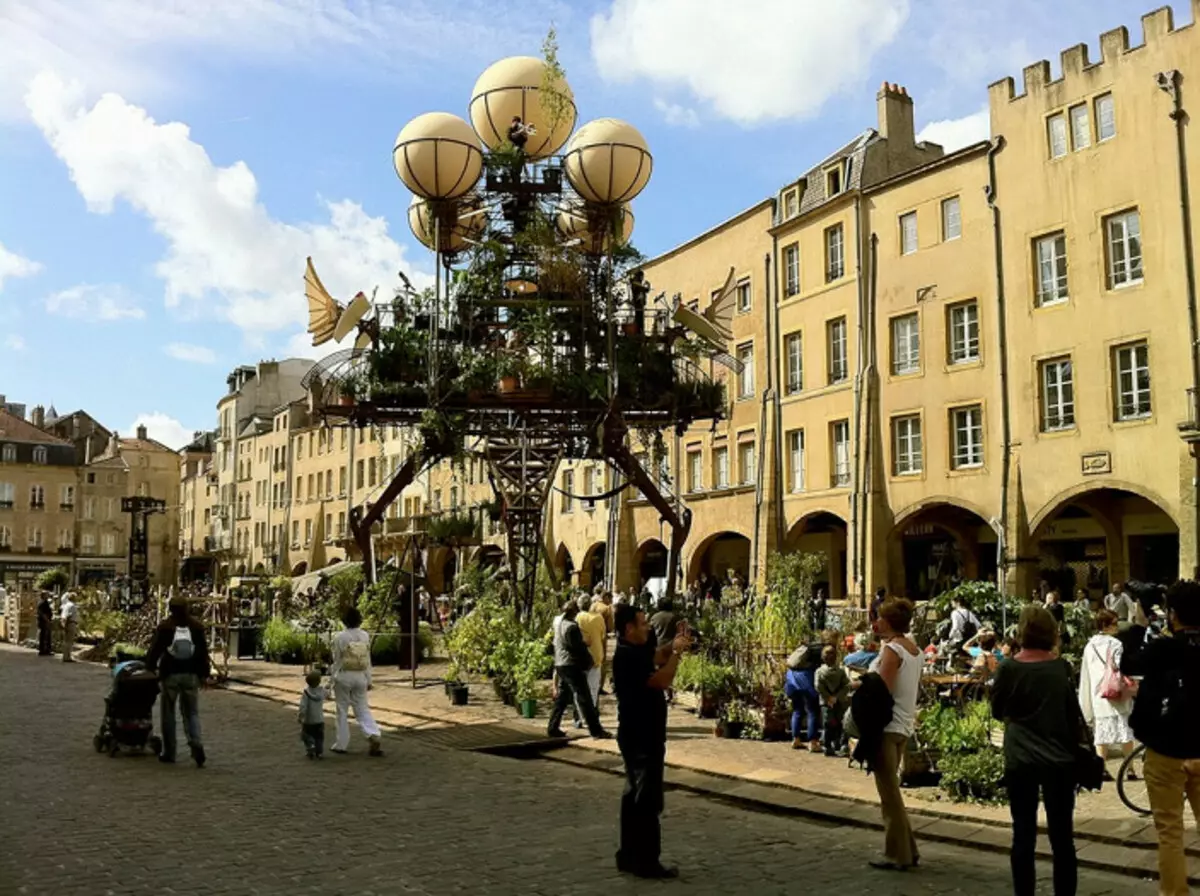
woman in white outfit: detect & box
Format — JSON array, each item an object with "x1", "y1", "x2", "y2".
[
  {"x1": 329, "y1": 607, "x2": 383, "y2": 757},
  {"x1": 1078, "y1": 608, "x2": 1134, "y2": 775}
]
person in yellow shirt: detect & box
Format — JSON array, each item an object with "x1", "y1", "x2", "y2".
[{"x1": 576, "y1": 593, "x2": 608, "y2": 712}]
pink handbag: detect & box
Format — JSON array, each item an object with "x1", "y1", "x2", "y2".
[{"x1": 1096, "y1": 644, "x2": 1135, "y2": 701}]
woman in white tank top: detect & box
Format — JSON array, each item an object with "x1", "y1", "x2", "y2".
[{"x1": 866, "y1": 599, "x2": 923, "y2": 871}]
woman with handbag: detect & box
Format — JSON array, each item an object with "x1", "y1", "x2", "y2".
[
  {"x1": 991, "y1": 605, "x2": 1083, "y2": 896},
  {"x1": 1079, "y1": 609, "x2": 1136, "y2": 777}
]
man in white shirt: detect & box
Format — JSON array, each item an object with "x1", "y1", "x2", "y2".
[
  {"x1": 59, "y1": 591, "x2": 79, "y2": 662},
  {"x1": 947, "y1": 597, "x2": 981, "y2": 649},
  {"x1": 1104, "y1": 582, "x2": 1139, "y2": 626}
]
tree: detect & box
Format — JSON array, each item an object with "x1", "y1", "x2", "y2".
[{"x1": 34, "y1": 566, "x2": 70, "y2": 592}]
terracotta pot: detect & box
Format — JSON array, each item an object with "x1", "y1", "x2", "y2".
[
  {"x1": 498, "y1": 375, "x2": 520, "y2": 394},
  {"x1": 622, "y1": 322, "x2": 639, "y2": 336}
]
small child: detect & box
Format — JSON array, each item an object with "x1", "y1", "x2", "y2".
[
  {"x1": 298, "y1": 670, "x2": 326, "y2": 759},
  {"x1": 815, "y1": 645, "x2": 851, "y2": 757}
]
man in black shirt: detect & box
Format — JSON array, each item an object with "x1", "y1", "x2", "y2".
[{"x1": 612, "y1": 602, "x2": 690, "y2": 879}]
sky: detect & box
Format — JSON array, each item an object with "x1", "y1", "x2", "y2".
[{"x1": 0, "y1": 0, "x2": 1177, "y2": 449}]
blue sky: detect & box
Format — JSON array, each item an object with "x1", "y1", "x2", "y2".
[{"x1": 0, "y1": 0, "x2": 1175, "y2": 448}]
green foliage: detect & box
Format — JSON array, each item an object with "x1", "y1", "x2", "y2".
[
  {"x1": 763, "y1": 551, "x2": 826, "y2": 648},
  {"x1": 721, "y1": 698, "x2": 756, "y2": 725},
  {"x1": 918, "y1": 701, "x2": 994, "y2": 755},
  {"x1": 513, "y1": 638, "x2": 554, "y2": 702},
  {"x1": 932, "y1": 581, "x2": 1024, "y2": 635},
  {"x1": 35, "y1": 566, "x2": 70, "y2": 591},
  {"x1": 427, "y1": 511, "x2": 480, "y2": 545},
  {"x1": 937, "y1": 749, "x2": 1008, "y2": 804},
  {"x1": 539, "y1": 26, "x2": 571, "y2": 133},
  {"x1": 269, "y1": 575, "x2": 293, "y2": 601},
  {"x1": 370, "y1": 624, "x2": 434, "y2": 664},
  {"x1": 327, "y1": 565, "x2": 364, "y2": 618},
  {"x1": 357, "y1": 571, "x2": 398, "y2": 632},
  {"x1": 262, "y1": 617, "x2": 324, "y2": 665},
  {"x1": 111, "y1": 642, "x2": 146, "y2": 660}
]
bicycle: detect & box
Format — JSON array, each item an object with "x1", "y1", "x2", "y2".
[{"x1": 1117, "y1": 743, "x2": 1151, "y2": 816}]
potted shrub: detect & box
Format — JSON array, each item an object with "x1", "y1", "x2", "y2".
[
  {"x1": 497, "y1": 353, "x2": 525, "y2": 394},
  {"x1": 514, "y1": 639, "x2": 553, "y2": 719},
  {"x1": 445, "y1": 659, "x2": 469, "y2": 705},
  {"x1": 717, "y1": 699, "x2": 753, "y2": 739}
]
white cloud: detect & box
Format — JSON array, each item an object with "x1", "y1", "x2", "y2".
[
  {"x1": 917, "y1": 109, "x2": 991, "y2": 152},
  {"x1": 164, "y1": 342, "x2": 217, "y2": 364},
  {"x1": 127, "y1": 412, "x2": 194, "y2": 451},
  {"x1": 27, "y1": 72, "x2": 427, "y2": 339},
  {"x1": 4, "y1": 334, "x2": 26, "y2": 352},
  {"x1": 591, "y1": 0, "x2": 909, "y2": 125},
  {"x1": 0, "y1": 240, "x2": 41, "y2": 291},
  {"x1": 653, "y1": 98, "x2": 699, "y2": 128},
  {"x1": 45, "y1": 283, "x2": 144, "y2": 321}
]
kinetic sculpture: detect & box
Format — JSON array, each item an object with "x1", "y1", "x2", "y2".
[{"x1": 302, "y1": 54, "x2": 734, "y2": 614}]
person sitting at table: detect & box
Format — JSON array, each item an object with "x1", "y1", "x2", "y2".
[
  {"x1": 843, "y1": 632, "x2": 879, "y2": 671},
  {"x1": 966, "y1": 631, "x2": 1002, "y2": 678}
]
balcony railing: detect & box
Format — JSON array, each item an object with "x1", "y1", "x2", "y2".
[
  {"x1": 29, "y1": 502, "x2": 45, "y2": 511},
  {"x1": 60, "y1": 502, "x2": 74, "y2": 511},
  {"x1": 0, "y1": 544, "x2": 10, "y2": 552},
  {"x1": 27, "y1": 545, "x2": 43, "y2": 554},
  {"x1": 57, "y1": 546, "x2": 73, "y2": 555},
  {"x1": 0, "y1": 500, "x2": 12, "y2": 510}
]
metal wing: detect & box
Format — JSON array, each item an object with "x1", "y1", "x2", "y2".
[
  {"x1": 701, "y1": 266, "x2": 736, "y2": 342},
  {"x1": 672, "y1": 303, "x2": 728, "y2": 351},
  {"x1": 333, "y1": 291, "x2": 370, "y2": 342},
  {"x1": 305, "y1": 257, "x2": 342, "y2": 347}
]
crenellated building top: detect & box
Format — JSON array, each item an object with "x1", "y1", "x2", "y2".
[{"x1": 989, "y1": 4, "x2": 1193, "y2": 105}]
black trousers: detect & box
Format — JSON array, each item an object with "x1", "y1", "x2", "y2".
[
  {"x1": 37, "y1": 624, "x2": 52, "y2": 655},
  {"x1": 301, "y1": 723, "x2": 325, "y2": 756},
  {"x1": 618, "y1": 740, "x2": 665, "y2": 870},
  {"x1": 1007, "y1": 766, "x2": 1077, "y2": 896},
  {"x1": 548, "y1": 665, "x2": 603, "y2": 736}
]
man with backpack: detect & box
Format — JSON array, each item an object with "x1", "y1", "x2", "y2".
[
  {"x1": 146, "y1": 597, "x2": 211, "y2": 767},
  {"x1": 1122, "y1": 579, "x2": 1200, "y2": 896},
  {"x1": 947, "y1": 596, "x2": 980, "y2": 655}
]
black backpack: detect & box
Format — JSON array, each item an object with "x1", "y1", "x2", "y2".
[{"x1": 1132, "y1": 633, "x2": 1200, "y2": 757}]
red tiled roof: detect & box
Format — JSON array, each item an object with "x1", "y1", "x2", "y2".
[{"x1": 0, "y1": 410, "x2": 71, "y2": 445}]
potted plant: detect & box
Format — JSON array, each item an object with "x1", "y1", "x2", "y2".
[
  {"x1": 514, "y1": 639, "x2": 553, "y2": 719},
  {"x1": 718, "y1": 699, "x2": 753, "y2": 739},
  {"x1": 497, "y1": 353, "x2": 525, "y2": 394}
]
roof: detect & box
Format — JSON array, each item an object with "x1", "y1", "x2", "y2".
[
  {"x1": 0, "y1": 410, "x2": 70, "y2": 445},
  {"x1": 239, "y1": 417, "x2": 272, "y2": 438},
  {"x1": 88, "y1": 454, "x2": 129, "y2": 470},
  {"x1": 775, "y1": 130, "x2": 876, "y2": 226},
  {"x1": 119, "y1": 437, "x2": 175, "y2": 454}
]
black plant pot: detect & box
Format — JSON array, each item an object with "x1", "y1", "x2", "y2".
[
  {"x1": 450, "y1": 684, "x2": 469, "y2": 706},
  {"x1": 719, "y1": 721, "x2": 746, "y2": 740}
]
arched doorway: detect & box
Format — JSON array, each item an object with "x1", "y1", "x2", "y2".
[
  {"x1": 554, "y1": 543, "x2": 575, "y2": 584},
  {"x1": 784, "y1": 512, "x2": 848, "y2": 602},
  {"x1": 581, "y1": 542, "x2": 606, "y2": 589},
  {"x1": 688, "y1": 532, "x2": 751, "y2": 588},
  {"x1": 1031, "y1": 487, "x2": 1179, "y2": 603},
  {"x1": 253, "y1": 562, "x2": 265, "y2": 574},
  {"x1": 889, "y1": 501, "x2": 996, "y2": 601},
  {"x1": 290, "y1": 561, "x2": 308, "y2": 576},
  {"x1": 442, "y1": 549, "x2": 458, "y2": 593},
  {"x1": 634, "y1": 538, "x2": 669, "y2": 588}
]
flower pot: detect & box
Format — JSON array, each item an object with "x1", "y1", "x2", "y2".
[
  {"x1": 621, "y1": 322, "x2": 639, "y2": 336},
  {"x1": 519, "y1": 698, "x2": 537, "y2": 719},
  {"x1": 450, "y1": 684, "x2": 469, "y2": 706},
  {"x1": 498, "y1": 375, "x2": 520, "y2": 394},
  {"x1": 338, "y1": 395, "x2": 355, "y2": 406},
  {"x1": 718, "y1": 720, "x2": 745, "y2": 739}
]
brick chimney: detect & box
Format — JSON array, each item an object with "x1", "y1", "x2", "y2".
[
  {"x1": 136, "y1": 424, "x2": 148, "y2": 441},
  {"x1": 877, "y1": 82, "x2": 915, "y2": 148},
  {"x1": 30, "y1": 405, "x2": 45, "y2": 429}
]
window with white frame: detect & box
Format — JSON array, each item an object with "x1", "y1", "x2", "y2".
[
  {"x1": 0, "y1": 482, "x2": 12, "y2": 507},
  {"x1": 891, "y1": 313, "x2": 920, "y2": 375},
  {"x1": 1096, "y1": 93, "x2": 1116, "y2": 141},
  {"x1": 1035, "y1": 233, "x2": 1069, "y2": 306},
  {"x1": 1106, "y1": 210, "x2": 1143, "y2": 289},
  {"x1": 713, "y1": 446, "x2": 729, "y2": 489},
  {"x1": 29, "y1": 484, "x2": 44, "y2": 509},
  {"x1": 304, "y1": 519, "x2": 313, "y2": 545},
  {"x1": 687, "y1": 450, "x2": 703, "y2": 493},
  {"x1": 292, "y1": 520, "x2": 300, "y2": 544},
  {"x1": 1, "y1": 445, "x2": 13, "y2": 462},
  {"x1": 2, "y1": 525, "x2": 15, "y2": 547},
  {"x1": 1048, "y1": 113, "x2": 1068, "y2": 158},
  {"x1": 1113, "y1": 342, "x2": 1152, "y2": 420},
  {"x1": 60, "y1": 484, "x2": 74, "y2": 507},
  {"x1": 562, "y1": 470, "x2": 574, "y2": 512},
  {"x1": 584, "y1": 466, "x2": 597, "y2": 498},
  {"x1": 58, "y1": 528, "x2": 72, "y2": 550},
  {"x1": 785, "y1": 333, "x2": 803, "y2": 394},
  {"x1": 1040, "y1": 357, "x2": 1076, "y2": 431},
  {"x1": 826, "y1": 165, "x2": 843, "y2": 197},
  {"x1": 738, "y1": 440, "x2": 756, "y2": 486},
  {"x1": 826, "y1": 224, "x2": 845, "y2": 281},
  {"x1": 28, "y1": 527, "x2": 43, "y2": 549},
  {"x1": 900, "y1": 211, "x2": 918, "y2": 255},
  {"x1": 831, "y1": 421, "x2": 851, "y2": 487},
  {"x1": 942, "y1": 196, "x2": 962, "y2": 241},
  {"x1": 788, "y1": 430, "x2": 805, "y2": 493},
  {"x1": 892, "y1": 415, "x2": 923, "y2": 476},
  {"x1": 81, "y1": 532, "x2": 95, "y2": 552},
  {"x1": 1070, "y1": 104, "x2": 1091, "y2": 150},
  {"x1": 783, "y1": 243, "x2": 800, "y2": 297},
  {"x1": 737, "y1": 280, "x2": 752, "y2": 313},
  {"x1": 948, "y1": 301, "x2": 980, "y2": 364},
  {"x1": 101, "y1": 532, "x2": 116, "y2": 555},
  {"x1": 951, "y1": 406, "x2": 984, "y2": 469},
  {"x1": 449, "y1": 486, "x2": 458, "y2": 509},
  {"x1": 33, "y1": 447, "x2": 47, "y2": 464},
  {"x1": 783, "y1": 190, "x2": 798, "y2": 219},
  {"x1": 737, "y1": 343, "x2": 754, "y2": 398},
  {"x1": 827, "y1": 317, "x2": 848, "y2": 384}
]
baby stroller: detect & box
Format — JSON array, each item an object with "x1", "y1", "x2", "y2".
[{"x1": 93, "y1": 659, "x2": 163, "y2": 758}]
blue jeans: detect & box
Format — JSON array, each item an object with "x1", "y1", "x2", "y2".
[
  {"x1": 160, "y1": 673, "x2": 202, "y2": 760},
  {"x1": 786, "y1": 669, "x2": 820, "y2": 741}
]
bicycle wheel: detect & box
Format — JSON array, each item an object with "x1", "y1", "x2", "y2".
[{"x1": 1117, "y1": 746, "x2": 1152, "y2": 816}]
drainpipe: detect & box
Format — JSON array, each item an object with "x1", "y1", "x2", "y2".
[
  {"x1": 849, "y1": 197, "x2": 867, "y2": 604},
  {"x1": 771, "y1": 233, "x2": 786, "y2": 552},
  {"x1": 752, "y1": 250, "x2": 774, "y2": 584},
  {"x1": 1157, "y1": 70, "x2": 1200, "y2": 579},
  {"x1": 986, "y1": 136, "x2": 1012, "y2": 602},
  {"x1": 858, "y1": 231, "x2": 878, "y2": 604}
]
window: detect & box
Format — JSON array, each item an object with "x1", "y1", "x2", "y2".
[
  {"x1": 1040, "y1": 357, "x2": 1075, "y2": 431},
  {"x1": 736, "y1": 281, "x2": 751, "y2": 313},
  {"x1": 29, "y1": 485, "x2": 44, "y2": 509},
  {"x1": 339, "y1": 467, "x2": 347, "y2": 495},
  {"x1": 86, "y1": 472, "x2": 95, "y2": 484},
  {"x1": 1048, "y1": 113, "x2": 1068, "y2": 158},
  {"x1": 783, "y1": 243, "x2": 800, "y2": 297},
  {"x1": 783, "y1": 190, "x2": 798, "y2": 219},
  {"x1": 1114, "y1": 342, "x2": 1152, "y2": 420},
  {"x1": 309, "y1": 433, "x2": 315, "y2": 455},
  {"x1": 355, "y1": 460, "x2": 364, "y2": 490},
  {"x1": 337, "y1": 511, "x2": 346, "y2": 536},
  {"x1": 306, "y1": 474, "x2": 314, "y2": 501},
  {"x1": 1070, "y1": 104, "x2": 1091, "y2": 150},
  {"x1": 1096, "y1": 93, "x2": 1116, "y2": 141},
  {"x1": 292, "y1": 520, "x2": 300, "y2": 544},
  {"x1": 788, "y1": 430, "x2": 805, "y2": 493},
  {"x1": 951, "y1": 406, "x2": 984, "y2": 469},
  {"x1": 738, "y1": 441, "x2": 756, "y2": 486},
  {"x1": 0, "y1": 482, "x2": 12, "y2": 508},
  {"x1": 737, "y1": 343, "x2": 754, "y2": 398},
  {"x1": 1106, "y1": 210, "x2": 1143, "y2": 288},
  {"x1": 449, "y1": 486, "x2": 458, "y2": 509},
  {"x1": 101, "y1": 533, "x2": 115, "y2": 555},
  {"x1": 687, "y1": 450, "x2": 703, "y2": 493},
  {"x1": 713, "y1": 446, "x2": 729, "y2": 489},
  {"x1": 891, "y1": 313, "x2": 920, "y2": 375},
  {"x1": 785, "y1": 333, "x2": 803, "y2": 394},
  {"x1": 60, "y1": 485, "x2": 74, "y2": 507},
  {"x1": 948, "y1": 301, "x2": 980, "y2": 364},
  {"x1": 82, "y1": 532, "x2": 95, "y2": 552},
  {"x1": 561, "y1": 471, "x2": 574, "y2": 512},
  {"x1": 340, "y1": 429, "x2": 347, "y2": 450},
  {"x1": 136, "y1": 482, "x2": 148, "y2": 497},
  {"x1": 825, "y1": 224, "x2": 845, "y2": 282},
  {"x1": 826, "y1": 165, "x2": 842, "y2": 196},
  {"x1": 33, "y1": 447, "x2": 47, "y2": 464},
  {"x1": 27, "y1": 527, "x2": 43, "y2": 549},
  {"x1": 831, "y1": 421, "x2": 851, "y2": 487},
  {"x1": 900, "y1": 212, "x2": 918, "y2": 255},
  {"x1": 305, "y1": 519, "x2": 313, "y2": 545},
  {"x1": 827, "y1": 317, "x2": 848, "y2": 384},
  {"x1": 584, "y1": 466, "x2": 597, "y2": 500},
  {"x1": 295, "y1": 438, "x2": 303, "y2": 460},
  {"x1": 942, "y1": 196, "x2": 961, "y2": 241},
  {"x1": 325, "y1": 470, "x2": 333, "y2": 496},
  {"x1": 1035, "y1": 233, "x2": 1069, "y2": 306},
  {"x1": 892, "y1": 415, "x2": 923, "y2": 475},
  {"x1": 368, "y1": 457, "x2": 377, "y2": 488},
  {"x1": 0, "y1": 445, "x2": 13, "y2": 462},
  {"x1": 294, "y1": 477, "x2": 301, "y2": 502}
]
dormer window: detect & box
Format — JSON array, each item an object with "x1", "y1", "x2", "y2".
[
  {"x1": 783, "y1": 189, "x2": 799, "y2": 220},
  {"x1": 1, "y1": 445, "x2": 13, "y2": 462},
  {"x1": 33, "y1": 447, "x2": 47, "y2": 464},
  {"x1": 825, "y1": 164, "x2": 843, "y2": 197}
]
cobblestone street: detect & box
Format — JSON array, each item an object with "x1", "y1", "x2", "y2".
[{"x1": 0, "y1": 646, "x2": 1158, "y2": 896}]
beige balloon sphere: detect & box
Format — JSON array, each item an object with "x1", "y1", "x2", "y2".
[
  {"x1": 556, "y1": 203, "x2": 634, "y2": 255},
  {"x1": 563, "y1": 118, "x2": 653, "y2": 204},
  {"x1": 408, "y1": 194, "x2": 486, "y2": 254},
  {"x1": 469, "y1": 56, "x2": 576, "y2": 160},
  {"x1": 393, "y1": 112, "x2": 483, "y2": 200}
]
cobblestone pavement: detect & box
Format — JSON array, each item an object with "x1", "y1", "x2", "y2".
[{"x1": 0, "y1": 646, "x2": 1156, "y2": 896}]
